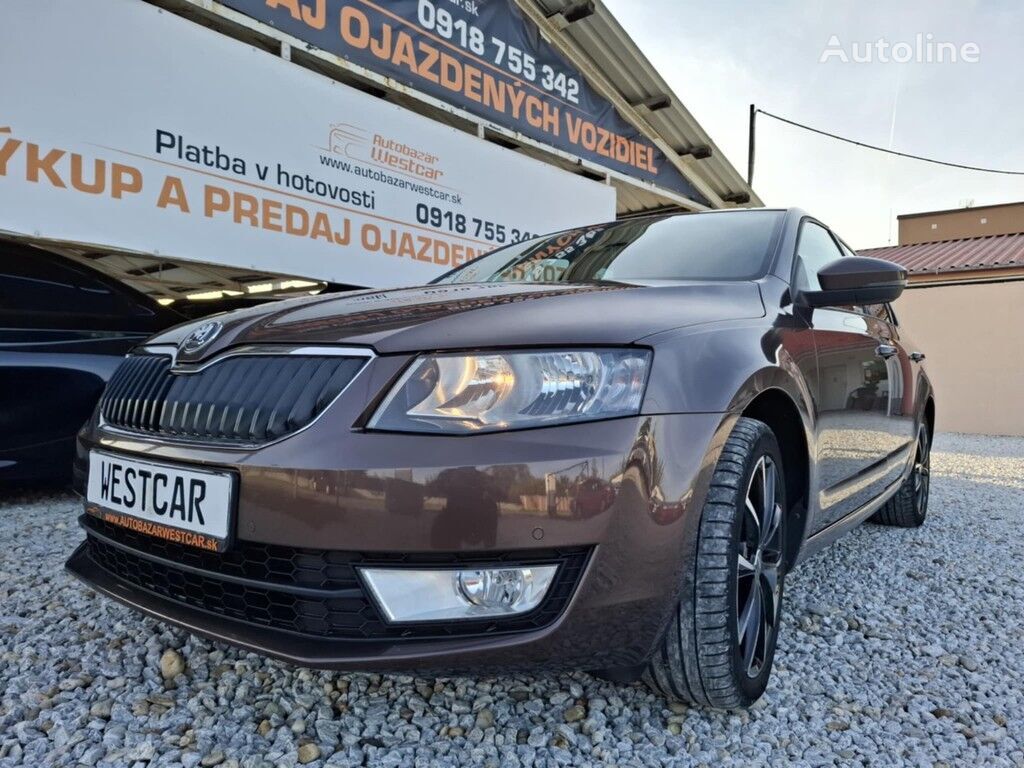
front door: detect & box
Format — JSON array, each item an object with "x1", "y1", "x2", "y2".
[
  {"x1": 812, "y1": 308, "x2": 905, "y2": 527},
  {"x1": 793, "y1": 222, "x2": 906, "y2": 530}
]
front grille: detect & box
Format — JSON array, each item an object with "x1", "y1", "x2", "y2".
[
  {"x1": 99, "y1": 352, "x2": 366, "y2": 444},
  {"x1": 81, "y1": 515, "x2": 589, "y2": 641}
]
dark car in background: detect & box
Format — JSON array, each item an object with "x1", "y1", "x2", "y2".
[
  {"x1": 65, "y1": 209, "x2": 934, "y2": 708},
  {"x1": 0, "y1": 242, "x2": 182, "y2": 483}
]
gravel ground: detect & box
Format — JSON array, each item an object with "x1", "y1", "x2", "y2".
[{"x1": 1, "y1": 432, "x2": 1022, "y2": 767}]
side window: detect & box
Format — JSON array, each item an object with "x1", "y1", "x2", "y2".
[{"x1": 794, "y1": 221, "x2": 843, "y2": 291}]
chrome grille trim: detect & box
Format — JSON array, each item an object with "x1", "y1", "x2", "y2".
[{"x1": 137, "y1": 343, "x2": 375, "y2": 373}]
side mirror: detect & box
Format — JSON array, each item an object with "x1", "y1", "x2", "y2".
[{"x1": 798, "y1": 256, "x2": 907, "y2": 308}]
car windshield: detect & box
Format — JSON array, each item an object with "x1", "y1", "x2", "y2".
[{"x1": 434, "y1": 210, "x2": 784, "y2": 285}]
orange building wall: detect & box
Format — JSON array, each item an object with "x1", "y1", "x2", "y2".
[
  {"x1": 899, "y1": 202, "x2": 1024, "y2": 245},
  {"x1": 894, "y1": 280, "x2": 1024, "y2": 436}
]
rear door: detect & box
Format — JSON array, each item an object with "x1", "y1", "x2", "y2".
[{"x1": 794, "y1": 222, "x2": 905, "y2": 530}]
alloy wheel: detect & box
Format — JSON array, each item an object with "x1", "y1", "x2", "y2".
[{"x1": 736, "y1": 455, "x2": 784, "y2": 678}]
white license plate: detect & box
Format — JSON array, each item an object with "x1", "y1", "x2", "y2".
[{"x1": 86, "y1": 450, "x2": 236, "y2": 552}]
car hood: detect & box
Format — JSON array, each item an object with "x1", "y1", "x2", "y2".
[{"x1": 151, "y1": 281, "x2": 765, "y2": 359}]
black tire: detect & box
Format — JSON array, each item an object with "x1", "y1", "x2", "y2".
[
  {"x1": 644, "y1": 417, "x2": 787, "y2": 709},
  {"x1": 871, "y1": 423, "x2": 931, "y2": 528}
]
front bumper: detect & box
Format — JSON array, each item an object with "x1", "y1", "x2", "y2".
[
  {"x1": 66, "y1": 538, "x2": 597, "y2": 673},
  {"x1": 67, "y1": 360, "x2": 729, "y2": 673}
]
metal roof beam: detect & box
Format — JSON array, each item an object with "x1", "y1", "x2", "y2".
[
  {"x1": 677, "y1": 145, "x2": 713, "y2": 160},
  {"x1": 722, "y1": 192, "x2": 751, "y2": 205},
  {"x1": 631, "y1": 94, "x2": 673, "y2": 112},
  {"x1": 548, "y1": 0, "x2": 598, "y2": 26}
]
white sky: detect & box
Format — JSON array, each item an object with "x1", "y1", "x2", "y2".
[{"x1": 603, "y1": 0, "x2": 1024, "y2": 249}]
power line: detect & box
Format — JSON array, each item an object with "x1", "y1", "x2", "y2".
[{"x1": 755, "y1": 108, "x2": 1024, "y2": 177}]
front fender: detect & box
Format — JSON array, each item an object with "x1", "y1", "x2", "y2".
[
  {"x1": 641, "y1": 319, "x2": 817, "y2": 421},
  {"x1": 642, "y1": 318, "x2": 822, "y2": 567}
]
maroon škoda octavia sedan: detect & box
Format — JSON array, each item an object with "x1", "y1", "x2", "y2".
[{"x1": 67, "y1": 209, "x2": 933, "y2": 708}]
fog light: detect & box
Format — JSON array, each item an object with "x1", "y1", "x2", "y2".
[
  {"x1": 359, "y1": 565, "x2": 558, "y2": 623},
  {"x1": 456, "y1": 569, "x2": 527, "y2": 608}
]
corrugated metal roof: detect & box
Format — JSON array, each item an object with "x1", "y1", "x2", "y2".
[
  {"x1": 525, "y1": 0, "x2": 761, "y2": 210},
  {"x1": 860, "y1": 233, "x2": 1024, "y2": 275}
]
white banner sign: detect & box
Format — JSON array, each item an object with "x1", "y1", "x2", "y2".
[{"x1": 0, "y1": 0, "x2": 615, "y2": 287}]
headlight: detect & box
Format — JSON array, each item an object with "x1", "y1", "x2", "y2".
[{"x1": 368, "y1": 349, "x2": 651, "y2": 434}]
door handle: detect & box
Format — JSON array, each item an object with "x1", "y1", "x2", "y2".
[
  {"x1": 875, "y1": 344, "x2": 898, "y2": 359},
  {"x1": 910, "y1": 351, "x2": 926, "y2": 362}
]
